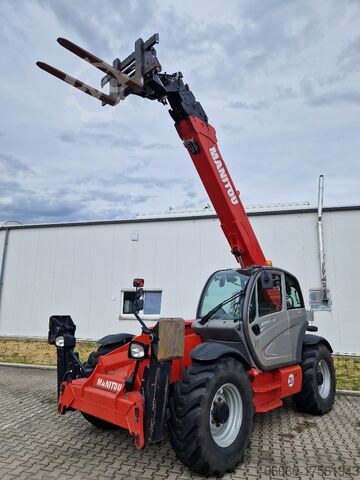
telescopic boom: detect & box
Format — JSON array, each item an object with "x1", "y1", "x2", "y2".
[{"x1": 37, "y1": 34, "x2": 267, "y2": 267}]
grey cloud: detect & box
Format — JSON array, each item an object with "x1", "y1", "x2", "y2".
[
  {"x1": 80, "y1": 172, "x2": 189, "y2": 190},
  {"x1": 316, "y1": 73, "x2": 345, "y2": 88},
  {"x1": 0, "y1": 153, "x2": 34, "y2": 176},
  {"x1": 82, "y1": 189, "x2": 152, "y2": 206},
  {"x1": 39, "y1": 0, "x2": 159, "y2": 58},
  {"x1": 227, "y1": 87, "x2": 298, "y2": 112},
  {"x1": 0, "y1": 187, "x2": 80, "y2": 223},
  {"x1": 169, "y1": 1, "x2": 325, "y2": 97},
  {"x1": 228, "y1": 100, "x2": 268, "y2": 111},
  {"x1": 0, "y1": 181, "x2": 140, "y2": 224},
  {"x1": 186, "y1": 190, "x2": 197, "y2": 199},
  {"x1": 59, "y1": 129, "x2": 171, "y2": 151},
  {"x1": 197, "y1": 2, "x2": 319, "y2": 77},
  {"x1": 0, "y1": 180, "x2": 24, "y2": 194},
  {"x1": 220, "y1": 123, "x2": 245, "y2": 135},
  {"x1": 126, "y1": 159, "x2": 150, "y2": 174},
  {"x1": 146, "y1": 142, "x2": 171, "y2": 150},
  {"x1": 301, "y1": 79, "x2": 360, "y2": 107},
  {"x1": 307, "y1": 90, "x2": 360, "y2": 107},
  {"x1": 339, "y1": 35, "x2": 360, "y2": 71},
  {"x1": 274, "y1": 86, "x2": 299, "y2": 101},
  {"x1": 38, "y1": 0, "x2": 110, "y2": 54},
  {"x1": 1, "y1": 0, "x2": 360, "y2": 224},
  {"x1": 59, "y1": 130, "x2": 123, "y2": 147}
]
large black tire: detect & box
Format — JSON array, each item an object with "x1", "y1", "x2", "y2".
[
  {"x1": 293, "y1": 343, "x2": 336, "y2": 415},
  {"x1": 168, "y1": 357, "x2": 254, "y2": 477},
  {"x1": 83, "y1": 334, "x2": 133, "y2": 372},
  {"x1": 81, "y1": 412, "x2": 118, "y2": 430}
]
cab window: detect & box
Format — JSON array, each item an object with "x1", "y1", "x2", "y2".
[
  {"x1": 285, "y1": 274, "x2": 304, "y2": 309},
  {"x1": 249, "y1": 288, "x2": 257, "y2": 323},
  {"x1": 198, "y1": 271, "x2": 250, "y2": 321},
  {"x1": 257, "y1": 273, "x2": 282, "y2": 317}
]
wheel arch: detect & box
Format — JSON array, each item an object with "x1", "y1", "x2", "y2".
[
  {"x1": 303, "y1": 334, "x2": 333, "y2": 353},
  {"x1": 191, "y1": 341, "x2": 252, "y2": 369}
]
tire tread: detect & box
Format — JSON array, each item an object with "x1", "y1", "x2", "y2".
[
  {"x1": 293, "y1": 343, "x2": 336, "y2": 415},
  {"x1": 168, "y1": 358, "x2": 253, "y2": 476}
]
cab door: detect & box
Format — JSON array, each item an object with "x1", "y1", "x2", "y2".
[{"x1": 245, "y1": 271, "x2": 294, "y2": 370}]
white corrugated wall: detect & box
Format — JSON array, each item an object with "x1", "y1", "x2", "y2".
[{"x1": 0, "y1": 208, "x2": 358, "y2": 355}]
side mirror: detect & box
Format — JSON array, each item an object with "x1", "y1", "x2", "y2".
[
  {"x1": 260, "y1": 272, "x2": 273, "y2": 289},
  {"x1": 133, "y1": 298, "x2": 144, "y2": 312},
  {"x1": 133, "y1": 279, "x2": 144, "y2": 312}
]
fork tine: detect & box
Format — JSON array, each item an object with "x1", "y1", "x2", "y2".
[
  {"x1": 57, "y1": 38, "x2": 142, "y2": 89},
  {"x1": 36, "y1": 62, "x2": 118, "y2": 106}
]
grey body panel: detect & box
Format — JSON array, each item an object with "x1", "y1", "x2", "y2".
[
  {"x1": 296, "y1": 321, "x2": 310, "y2": 363},
  {"x1": 288, "y1": 309, "x2": 308, "y2": 363},
  {"x1": 192, "y1": 318, "x2": 243, "y2": 342},
  {"x1": 243, "y1": 271, "x2": 307, "y2": 370}
]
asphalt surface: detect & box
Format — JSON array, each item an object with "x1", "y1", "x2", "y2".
[{"x1": 0, "y1": 365, "x2": 359, "y2": 480}]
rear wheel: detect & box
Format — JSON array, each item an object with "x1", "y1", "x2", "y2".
[
  {"x1": 168, "y1": 357, "x2": 253, "y2": 476},
  {"x1": 293, "y1": 343, "x2": 336, "y2": 415},
  {"x1": 81, "y1": 412, "x2": 118, "y2": 430}
]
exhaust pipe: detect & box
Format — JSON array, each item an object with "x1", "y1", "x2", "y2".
[{"x1": 317, "y1": 175, "x2": 328, "y2": 304}]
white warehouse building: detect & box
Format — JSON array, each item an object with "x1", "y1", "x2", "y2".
[{"x1": 0, "y1": 205, "x2": 359, "y2": 355}]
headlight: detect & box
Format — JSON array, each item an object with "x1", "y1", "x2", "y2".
[
  {"x1": 55, "y1": 336, "x2": 65, "y2": 347},
  {"x1": 128, "y1": 342, "x2": 148, "y2": 359},
  {"x1": 54, "y1": 334, "x2": 76, "y2": 349}
]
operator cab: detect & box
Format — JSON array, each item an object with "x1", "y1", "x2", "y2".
[{"x1": 193, "y1": 267, "x2": 309, "y2": 370}]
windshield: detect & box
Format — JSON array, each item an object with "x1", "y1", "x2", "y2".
[{"x1": 198, "y1": 270, "x2": 250, "y2": 321}]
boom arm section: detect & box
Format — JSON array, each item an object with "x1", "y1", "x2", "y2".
[
  {"x1": 37, "y1": 34, "x2": 267, "y2": 267},
  {"x1": 174, "y1": 116, "x2": 266, "y2": 266}
]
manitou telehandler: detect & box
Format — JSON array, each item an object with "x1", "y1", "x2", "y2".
[{"x1": 38, "y1": 34, "x2": 336, "y2": 476}]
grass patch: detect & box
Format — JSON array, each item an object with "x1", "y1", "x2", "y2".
[
  {"x1": 333, "y1": 356, "x2": 360, "y2": 391},
  {"x1": 0, "y1": 337, "x2": 97, "y2": 366},
  {"x1": 0, "y1": 338, "x2": 359, "y2": 391}
]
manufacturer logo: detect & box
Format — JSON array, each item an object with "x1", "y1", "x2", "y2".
[
  {"x1": 209, "y1": 146, "x2": 239, "y2": 205},
  {"x1": 96, "y1": 377, "x2": 123, "y2": 393},
  {"x1": 288, "y1": 374, "x2": 295, "y2": 387},
  {"x1": 260, "y1": 317, "x2": 275, "y2": 329}
]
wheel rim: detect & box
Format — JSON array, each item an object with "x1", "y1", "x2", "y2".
[
  {"x1": 209, "y1": 383, "x2": 243, "y2": 448},
  {"x1": 317, "y1": 359, "x2": 331, "y2": 399}
]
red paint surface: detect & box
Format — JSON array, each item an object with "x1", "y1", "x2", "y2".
[{"x1": 58, "y1": 326, "x2": 302, "y2": 446}]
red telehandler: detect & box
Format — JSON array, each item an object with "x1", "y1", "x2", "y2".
[{"x1": 38, "y1": 34, "x2": 335, "y2": 476}]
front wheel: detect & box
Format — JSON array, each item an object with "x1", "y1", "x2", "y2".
[
  {"x1": 293, "y1": 343, "x2": 336, "y2": 415},
  {"x1": 168, "y1": 357, "x2": 254, "y2": 477}
]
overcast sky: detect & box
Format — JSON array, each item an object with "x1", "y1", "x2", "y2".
[{"x1": 0, "y1": 0, "x2": 359, "y2": 224}]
